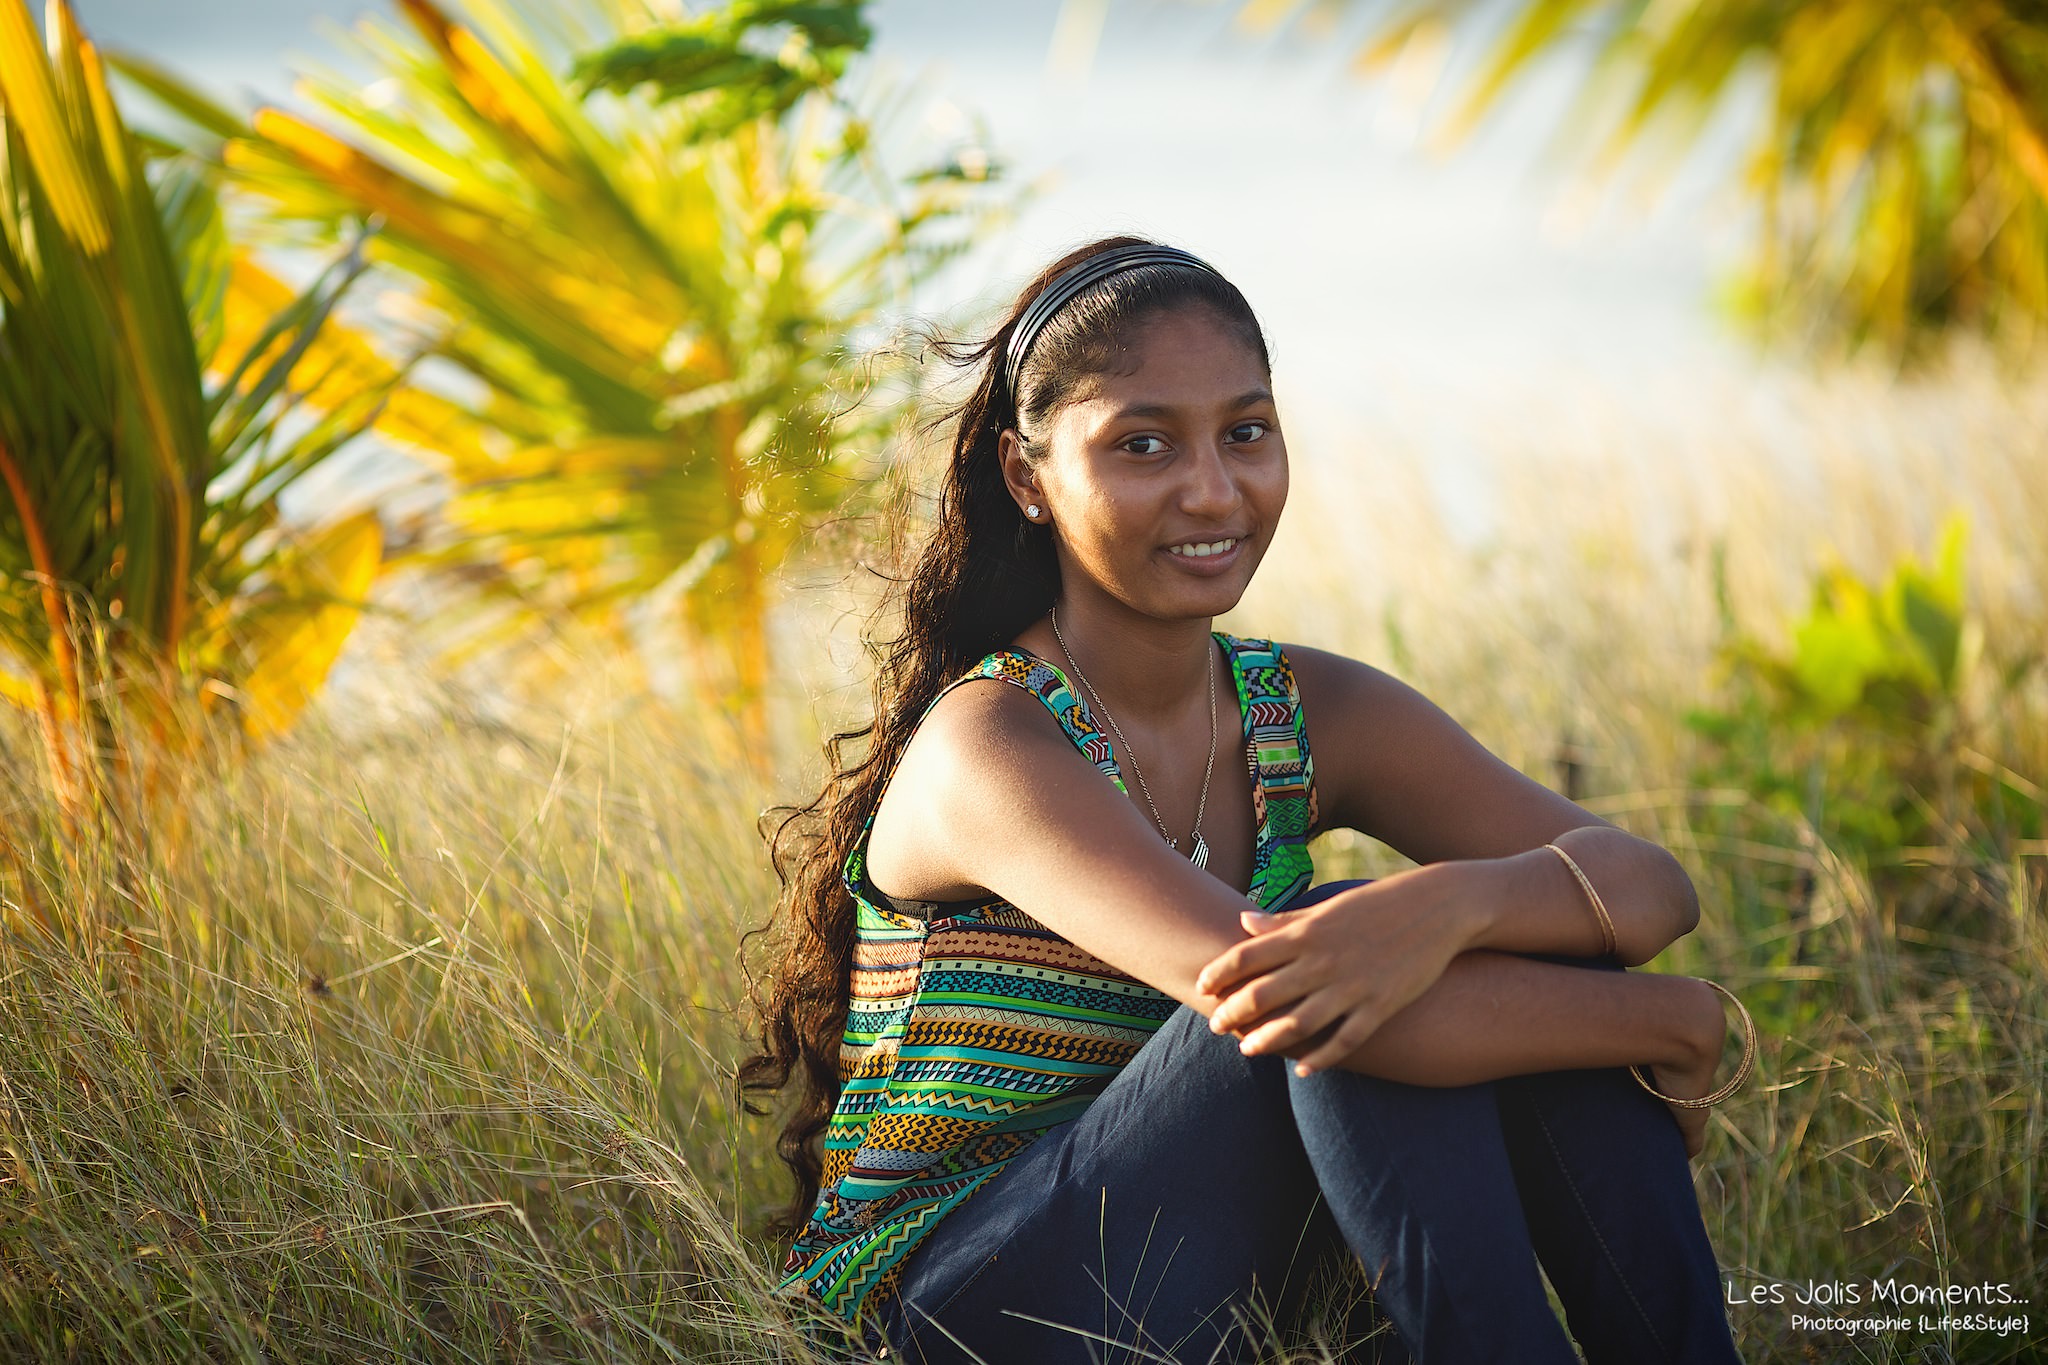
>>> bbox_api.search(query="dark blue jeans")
[871,880,1745,1365]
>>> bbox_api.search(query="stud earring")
[1025,504,1041,520]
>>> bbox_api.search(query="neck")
[1042,585,1215,725]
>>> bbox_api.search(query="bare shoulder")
[897,671,1084,784]
[1275,640,1615,866]
[1276,640,1393,712]
[1274,640,1397,832]
[864,674,1098,903]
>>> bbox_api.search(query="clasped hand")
[1196,870,1476,1077]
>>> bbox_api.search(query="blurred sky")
[69,0,1776,544]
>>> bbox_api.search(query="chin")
[1168,578,1254,621]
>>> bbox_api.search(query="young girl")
[741,237,1754,1364]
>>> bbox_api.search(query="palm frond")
[1221,0,2048,362]
[188,0,1008,723]
[0,0,394,796]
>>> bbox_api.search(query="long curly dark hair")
[735,234,1272,1244]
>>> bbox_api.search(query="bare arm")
[1285,643,1701,964]
[1451,828,1702,967]
[1330,949,1720,1087]
[1191,645,1717,1085]
[1195,859,1724,1084]
[881,678,1275,1018]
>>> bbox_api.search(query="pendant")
[1188,831,1210,870]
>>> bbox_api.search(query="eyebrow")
[1104,387,1275,421]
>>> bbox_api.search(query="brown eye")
[1229,421,1270,444]
[1122,434,1168,455]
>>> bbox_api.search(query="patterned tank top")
[775,633,1318,1348]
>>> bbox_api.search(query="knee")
[1151,1002,1297,1114]
[1285,1054,1507,1140]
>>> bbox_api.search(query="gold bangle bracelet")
[1631,978,1759,1109]
[1543,841,1617,960]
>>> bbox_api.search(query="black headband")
[1003,243,1223,412]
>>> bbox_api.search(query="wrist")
[1428,855,1509,953]
[1676,975,1733,1071]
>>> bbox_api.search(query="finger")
[1209,961,1323,1036]
[1283,1017,1342,1059]
[1240,909,1286,935]
[1200,939,1283,997]
[1196,930,1300,996]
[1239,990,1348,1059]
[1228,1002,1343,1055]
[1291,1008,1385,1076]
[1213,962,1317,1029]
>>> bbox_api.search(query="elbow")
[1672,855,1703,938]
[1614,847,1699,967]
[1679,897,1703,940]
[1642,853,1702,963]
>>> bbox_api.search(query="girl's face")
[1001,305,1287,621]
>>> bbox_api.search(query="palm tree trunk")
[0,435,88,825]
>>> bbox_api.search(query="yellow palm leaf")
[0,0,110,253]
[232,511,382,743]
[212,255,487,460]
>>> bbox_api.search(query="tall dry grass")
[0,347,2043,1362]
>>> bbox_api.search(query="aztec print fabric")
[776,633,1318,1347]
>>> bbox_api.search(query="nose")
[1179,434,1243,521]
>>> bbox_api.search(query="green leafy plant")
[571,0,873,136]
[1683,509,2041,938]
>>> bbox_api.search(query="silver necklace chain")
[1049,604,1217,870]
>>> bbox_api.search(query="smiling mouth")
[1165,537,1242,558]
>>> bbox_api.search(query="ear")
[997,428,1047,523]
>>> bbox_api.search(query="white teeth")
[1168,538,1239,558]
